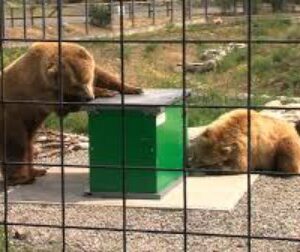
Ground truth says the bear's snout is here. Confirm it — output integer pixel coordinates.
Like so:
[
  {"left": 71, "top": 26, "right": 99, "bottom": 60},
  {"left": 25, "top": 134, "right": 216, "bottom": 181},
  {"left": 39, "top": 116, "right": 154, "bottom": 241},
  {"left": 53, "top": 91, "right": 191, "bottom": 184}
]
[
  {"left": 80, "top": 95, "right": 94, "bottom": 102},
  {"left": 64, "top": 94, "right": 93, "bottom": 103}
]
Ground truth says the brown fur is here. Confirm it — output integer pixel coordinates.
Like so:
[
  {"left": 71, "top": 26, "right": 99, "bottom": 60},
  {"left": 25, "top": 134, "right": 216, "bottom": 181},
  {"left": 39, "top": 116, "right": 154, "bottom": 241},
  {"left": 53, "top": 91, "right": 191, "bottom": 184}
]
[
  {"left": 93, "top": 65, "right": 142, "bottom": 97},
  {"left": 189, "top": 109, "right": 300, "bottom": 174},
  {"left": 0, "top": 42, "right": 142, "bottom": 186}
]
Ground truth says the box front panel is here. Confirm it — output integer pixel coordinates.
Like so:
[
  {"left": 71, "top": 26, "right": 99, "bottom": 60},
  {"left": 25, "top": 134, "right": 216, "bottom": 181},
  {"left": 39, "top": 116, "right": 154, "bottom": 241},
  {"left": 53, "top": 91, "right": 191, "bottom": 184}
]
[{"left": 88, "top": 110, "right": 157, "bottom": 193}]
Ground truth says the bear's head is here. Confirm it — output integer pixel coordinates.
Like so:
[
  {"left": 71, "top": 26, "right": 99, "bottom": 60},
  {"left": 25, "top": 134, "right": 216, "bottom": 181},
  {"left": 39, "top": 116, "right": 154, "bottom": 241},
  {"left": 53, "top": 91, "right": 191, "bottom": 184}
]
[
  {"left": 189, "top": 127, "right": 232, "bottom": 170},
  {"left": 34, "top": 43, "right": 95, "bottom": 116}
]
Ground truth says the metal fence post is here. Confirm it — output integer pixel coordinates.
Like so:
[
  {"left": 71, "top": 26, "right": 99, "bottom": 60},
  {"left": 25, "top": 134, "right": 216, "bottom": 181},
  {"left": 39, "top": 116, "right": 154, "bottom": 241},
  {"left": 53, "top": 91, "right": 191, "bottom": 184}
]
[
  {"left": 85, "top": 0, "right": 89, "bottom": 35},
  {"left": 152, "top": 0, "right": 156, "bottom": 25},
  {"left": 10, "top": 7, "right": 14, "bottom": 28},
  {"left": 188, "top": 0, "right": 192, "bottom": 20},
  {"left": 23, "top": 0, "right": 27, "bottom": 39},
  {"left": 131, "top": 0, "right": 135, "bottom": 28},
  {"left": 42, "top": 0, "right": 46, "bottom": 39},
  {"left": 30, "top": 6, "right": 34, "bottom": 27},
  {"left": 204, "top": 0, "right": 208, "bottom": 21},
  {"left": 171, "top": 0, "right": 174, "bottom": 23},
  {"left": 0, "top": 0, "right": 4, "bottom": 38}
]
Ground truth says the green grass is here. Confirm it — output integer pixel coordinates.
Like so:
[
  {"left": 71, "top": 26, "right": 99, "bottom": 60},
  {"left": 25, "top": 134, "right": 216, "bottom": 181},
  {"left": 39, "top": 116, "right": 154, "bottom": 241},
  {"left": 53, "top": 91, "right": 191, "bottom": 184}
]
[
  {"left": 188, "top": 92, "right": 272, "bottom": 127},
  {"left": 0, "top": 227, "right": 5, "bottom": 250},
  {"left": 44, "top": 112, "right": 88, "bottom": 135},
  {"left": 143, "top": 43, "right": 159, "bottom": 56},
  {"left": 252, "top": 44, "right": 300, "bottom": 96},
  {"left": 3, "top": 16, "right": 299, "bottom": 134},
  {"left": 217, "top": 47, "right": 247, "bottom": 72},
  {"left": 3, "top": 47, "right": 27, "bottom": 68},
  {"left": 252, "top": 16, "right": 292, "bottom": 39}
]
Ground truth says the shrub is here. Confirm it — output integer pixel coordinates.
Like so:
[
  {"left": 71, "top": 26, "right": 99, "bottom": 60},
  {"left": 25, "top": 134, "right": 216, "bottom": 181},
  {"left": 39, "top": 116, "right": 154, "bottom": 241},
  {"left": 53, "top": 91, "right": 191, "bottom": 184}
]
[{"left": 89, "top": 4, "right": 111, "bottom": 28}]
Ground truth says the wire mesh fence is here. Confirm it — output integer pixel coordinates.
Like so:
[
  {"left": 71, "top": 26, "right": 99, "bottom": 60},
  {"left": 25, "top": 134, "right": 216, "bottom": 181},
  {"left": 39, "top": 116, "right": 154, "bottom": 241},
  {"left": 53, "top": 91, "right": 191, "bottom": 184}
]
[{"left": 0, "top": 0, "right": 300, "bottom": 251}]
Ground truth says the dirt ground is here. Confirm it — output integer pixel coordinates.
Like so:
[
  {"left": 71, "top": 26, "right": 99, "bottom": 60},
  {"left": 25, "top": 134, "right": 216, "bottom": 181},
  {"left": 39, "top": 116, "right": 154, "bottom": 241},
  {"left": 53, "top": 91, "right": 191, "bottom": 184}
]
[{"left": 1, "top": 150, "right": 299, "bottom": 251}]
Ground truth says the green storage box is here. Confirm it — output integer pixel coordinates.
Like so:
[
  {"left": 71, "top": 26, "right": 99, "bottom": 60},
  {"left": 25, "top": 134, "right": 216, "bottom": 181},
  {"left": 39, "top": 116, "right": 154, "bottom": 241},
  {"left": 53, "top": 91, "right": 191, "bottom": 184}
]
[{"left": 87, "top": 89, "right": 188, "bottom": 199}]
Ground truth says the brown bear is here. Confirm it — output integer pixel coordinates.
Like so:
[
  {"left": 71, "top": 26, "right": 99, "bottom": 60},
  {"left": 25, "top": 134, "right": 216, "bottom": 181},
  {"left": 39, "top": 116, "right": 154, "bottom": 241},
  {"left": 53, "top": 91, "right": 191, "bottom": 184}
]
[
  {"left": 0, "top": 42, "right": 142, "bottom": 186},
  {"left": 189, "top": 109, "right": 300, "bottom": 174}
]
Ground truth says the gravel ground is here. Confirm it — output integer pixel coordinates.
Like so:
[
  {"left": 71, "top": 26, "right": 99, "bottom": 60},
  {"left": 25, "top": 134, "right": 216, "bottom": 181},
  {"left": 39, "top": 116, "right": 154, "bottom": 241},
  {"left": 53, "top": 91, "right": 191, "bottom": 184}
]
[{"left": 1, "top": 150, "right": 300, "bottom": 251}]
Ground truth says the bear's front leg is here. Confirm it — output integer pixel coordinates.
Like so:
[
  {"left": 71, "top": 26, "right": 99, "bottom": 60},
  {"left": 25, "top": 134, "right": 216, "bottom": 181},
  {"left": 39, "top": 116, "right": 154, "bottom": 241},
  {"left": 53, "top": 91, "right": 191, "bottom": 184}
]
[
  {"left": 94, "top": 65, "right": 143, "bottom": 96},
  {"left": 94, "top": 87, "right": 118, "bottom": 98},
  {"left": 230, "top": 153, "right": 248, "bottom": 173},
  {"left": 276, "top": 137, "right": 300, "bottom": 174}
]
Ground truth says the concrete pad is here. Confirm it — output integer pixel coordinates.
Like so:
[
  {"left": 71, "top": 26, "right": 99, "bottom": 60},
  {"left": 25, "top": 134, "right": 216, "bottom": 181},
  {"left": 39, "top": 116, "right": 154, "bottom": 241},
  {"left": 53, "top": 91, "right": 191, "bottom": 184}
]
[{"left": 1, "top": 167, "right": 258, "bottom": 211}]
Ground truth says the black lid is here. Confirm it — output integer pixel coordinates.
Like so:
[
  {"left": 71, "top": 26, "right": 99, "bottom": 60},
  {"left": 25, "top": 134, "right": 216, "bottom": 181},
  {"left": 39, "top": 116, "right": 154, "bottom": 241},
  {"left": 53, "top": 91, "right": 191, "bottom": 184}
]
[{"left": 85, "top": 88, "right": 191, "bottom": 114}]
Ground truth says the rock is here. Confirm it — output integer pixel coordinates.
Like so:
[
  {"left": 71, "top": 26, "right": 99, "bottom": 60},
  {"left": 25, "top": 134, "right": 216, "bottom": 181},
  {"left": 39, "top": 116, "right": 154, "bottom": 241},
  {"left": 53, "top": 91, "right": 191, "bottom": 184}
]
[
  {"left": 284, "top": 103, "right": 300, "bottom": 108},
  {"left": 73, "top": 142, "right": 89, "bottom": 151},
  {"left": 261, "top": 100, "right": 300, "bottom": 124},
  {"left": 264, "top": 100, "right": 282, "bottom": 107},
  {"left": 202, "top": 49, "right": 221, "bottom": 60},
  {"left": 13, "top": 230, "right": 27, "bottom": 240},
  {"left": 185, "top": 43, "right": 246, "bottom": 74},
  {"left": 78, "top": 136, "right": 89, "bottom": 142},
  {"left": 278, "top": 96, "right": 288, "bottom": 102},
  {"left": 261, "top": 94, "right": 271, "bottom": 99},
  {"left": 179, "top": 60, "right": 217, "bottom": 73},
  {"left": 36, "top": 136, "right": 47, "bottom": 142}
]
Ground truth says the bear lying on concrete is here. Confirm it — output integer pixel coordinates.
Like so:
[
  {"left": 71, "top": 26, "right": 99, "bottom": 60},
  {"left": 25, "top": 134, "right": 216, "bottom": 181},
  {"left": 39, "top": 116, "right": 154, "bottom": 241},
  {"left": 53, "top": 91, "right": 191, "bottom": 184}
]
[
  {"left": 189, "top": 109, "right": 300, "bottom": 174},
  {"left": 0, "top": 42, "right": 142, "bottom": 185}
]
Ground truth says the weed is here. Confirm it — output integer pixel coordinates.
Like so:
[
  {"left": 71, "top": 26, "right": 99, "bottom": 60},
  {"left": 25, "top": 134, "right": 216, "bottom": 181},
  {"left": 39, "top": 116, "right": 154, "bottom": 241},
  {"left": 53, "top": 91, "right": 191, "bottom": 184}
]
[
  {"left": 144, "top": 43, "right": 158, "bottom": 55},
  {"left": 44, "top": 112, "right": 88, "bottom": 135}
]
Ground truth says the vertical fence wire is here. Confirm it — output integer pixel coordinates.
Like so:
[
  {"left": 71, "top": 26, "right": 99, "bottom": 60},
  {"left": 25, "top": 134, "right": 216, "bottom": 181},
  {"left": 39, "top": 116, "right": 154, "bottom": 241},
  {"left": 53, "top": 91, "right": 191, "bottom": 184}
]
[
  {"left": 204, "top": 0, "right": 208, "bottom": 21},
  {"left": 1, "top": 1, "right": 4, "bottom": 35},
  {"left": 131, "top": 0, "right": 135, "bottom": 28},
  {"left": 56, "top": 0, "right": 66, "bottom": 250},
  {"left": 0, "top": 0, "right": 9, "bottom": 250},
  {"left": 181, "top": 0, "right": 188, "bottom": 250},
  {"left": 152, "top": 0, "right": 156, "bottom": 25},
  {"left": 246, "top": 0, "right": 252, "bottom": 250},
  {"left": 22, "top": 0, "right": 27, "bottom": 39},
  {"left": 85, "top": 0, "right": 89, "bottom": 35},
  {"left": 42, "top": 0, "right": 46, "bottom": 39},
  {"left": 119, "top": 0, "right": 127, "bottom": 250}
]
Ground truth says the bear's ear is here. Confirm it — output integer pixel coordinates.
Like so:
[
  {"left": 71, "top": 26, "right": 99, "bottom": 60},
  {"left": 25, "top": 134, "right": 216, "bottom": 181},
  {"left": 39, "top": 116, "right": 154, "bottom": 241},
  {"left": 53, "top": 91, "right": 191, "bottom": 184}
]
[
  {"left": 220, "top": 146, "right": 232, "bottom": 155},
  {"left": 200, "top": 130, "right": 214, "bottom": 145},
  {"left": 202, "top": 128, "right": 213, "bottom": 139},
  {"left": 78, "top": 48, "right": 91, "bottom": 60},
  {"left": 47, "top": 61, "right": 67, "bottom": 79}
]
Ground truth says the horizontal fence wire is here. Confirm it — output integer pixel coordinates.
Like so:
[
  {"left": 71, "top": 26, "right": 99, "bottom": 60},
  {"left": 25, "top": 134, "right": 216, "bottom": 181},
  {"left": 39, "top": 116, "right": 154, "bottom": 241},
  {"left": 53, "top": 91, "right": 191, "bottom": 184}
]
[
  {"left": 0, "top": 221, "right": 299, "bottom": 243},
  {"left": 1, "top": 161, "right": 300, "bottom": 176},
  {"left": 1, "top": 100, "right": 300, "bottom": 110},
  {"left": 2, "top": 38, "right": 300, "bottom": 44}
]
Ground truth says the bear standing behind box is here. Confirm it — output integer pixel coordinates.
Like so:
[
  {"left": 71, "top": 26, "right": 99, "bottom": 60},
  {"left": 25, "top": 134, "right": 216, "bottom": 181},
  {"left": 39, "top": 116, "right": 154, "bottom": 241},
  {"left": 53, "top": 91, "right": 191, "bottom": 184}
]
[{"left": 0, "top": 42, "right": 142, "bottom": 186}]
